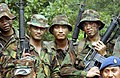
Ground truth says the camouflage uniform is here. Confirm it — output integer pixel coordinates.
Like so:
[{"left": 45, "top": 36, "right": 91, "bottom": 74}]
[
  {"left": 14, "top": 14, "right": 51, "bottom": 78},
  {"left": 113, "top": 35, "right": 120, "bottom": 57},
  {"left": 48, "top": 15, "right": 87, "bottom": 78},
  {"left": 0, "top": 3, "right": 19, "bottom": 78}
]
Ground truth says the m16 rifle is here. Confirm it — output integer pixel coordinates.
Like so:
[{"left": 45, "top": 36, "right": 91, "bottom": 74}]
[
  {"left": 14, "top": 0, "right": 35, "bottom": 77},
  {"left": 84, "top": 14, "right": 120, "bottom": 71},
  {"left": 19, "top": 0, "right": 29, "bottom": 58},
  {"left": 68, "top": 0, "right": 86, "bottom": 64}
]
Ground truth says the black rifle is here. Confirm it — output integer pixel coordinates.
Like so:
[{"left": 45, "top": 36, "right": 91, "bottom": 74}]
[
  {"left": 84, "top": 15, "right": 120, "bottom": 71},
  {"left": 72, "top": 0, "right": 86, "bottom": 42},
  {"left": 19, "top": 0, "right": 29, "bottom": 58},
  {"left": 68, "top": 0, "right": 86, "bottom": 65}
]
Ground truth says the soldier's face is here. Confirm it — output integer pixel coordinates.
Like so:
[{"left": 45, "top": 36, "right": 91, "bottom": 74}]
[
  {"left": 52, "top": 25, "right": 69, "bottom": 40},
  {"left": 29, "top": 25, "right": 46, "bottom": 40},
  {"left": 83, "top": 21, "right": 99, "bottom": 38},
  {"left": 0, "top": 16, "right": 12, "bottom": 32},
  {"left": 101, "top": 66, "right": 120, "bottom": 78}
]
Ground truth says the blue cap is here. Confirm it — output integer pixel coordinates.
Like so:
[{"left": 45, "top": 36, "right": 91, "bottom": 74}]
[{"left": 100, "top": 56, "right": 120, "bottom": 71}]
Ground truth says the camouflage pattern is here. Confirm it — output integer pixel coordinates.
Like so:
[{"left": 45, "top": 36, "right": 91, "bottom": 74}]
[
  {"left": 0, "top": 28, "right": 19, "bottom": 47},
  {"left": 29, "top": 42, "right": 51, "bottom": 78},
  {"left": 49, "top": 15, "right": 72, "bottom": 34},
  {"left": 113, "top": 35, "right": 120, "bottom": 57},
  {"left": 27, "top": 14, "right": 49, "bottom": 28},
  {"left": 77, "top": 9, "right": 105, "bottom": 30},
  {"left": 14, "top": 56, "right": 36, "bottom": 78},
  {"left": 77, "top": 38, "right": 114, "bottom": 64},
  {"left": 16, "top": 41, "right": 51, "bottom": 78},
  {"left": 47, "top": 40, "right": 87, "bottom": 78},
  {"left": 0, "top": 3, "right": 16, "bottom": 19},
  {"left": 0, "top": 28, "right": 19, "bottom": 78}
]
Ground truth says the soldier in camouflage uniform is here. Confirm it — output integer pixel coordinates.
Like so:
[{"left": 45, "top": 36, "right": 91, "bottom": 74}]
[
  {"left": 77, "top": 9, "right": 111, "bottom": 64},
  {"left": 0, "top": 3, "right": 18, "bottom": 47},
  {"left": 0, "top": 3, "right": 19, "bottom": 78},
  {"left": 14, "top": 14, "right": 51, "bottom": 78},
  {"left": 113, "top": 35, "right": 120, "bottom": 57},
  {"left": 48, "top": 15, "right": 86, "bottom": 78}
]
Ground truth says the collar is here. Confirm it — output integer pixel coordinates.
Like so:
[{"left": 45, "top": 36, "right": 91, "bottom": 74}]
[{"left": 50, "top": 39, "right": 70, "bottom": 51}]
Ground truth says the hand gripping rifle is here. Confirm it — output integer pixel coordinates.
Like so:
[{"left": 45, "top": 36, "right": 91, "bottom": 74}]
[
  {"left": 84, "top": 14, "right": 120, "bottom": 71},
  {"left": 68, "top": 0, "right": 86, "bottom": 64}
]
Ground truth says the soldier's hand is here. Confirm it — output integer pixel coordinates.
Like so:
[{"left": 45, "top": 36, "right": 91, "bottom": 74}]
[
  {"left": 87, "top": 66, "right": 100, "bottom": 78},
  {"left": 22, "top": 49, "right": 31, "bottom": 57},
  {"left": 92, "top": 41, "right": 107, "bottom": 56}
]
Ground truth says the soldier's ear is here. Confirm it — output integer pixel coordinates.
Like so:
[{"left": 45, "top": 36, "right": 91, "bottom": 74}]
[
  {"left": 46, "top": 28, "right": 49, "bottom": 32},
  {"left": 97, "top": 22, "right": 102, "bottom": 28},
  {"left": 27, "top": 26, "right": 31, "bottom": 36}
]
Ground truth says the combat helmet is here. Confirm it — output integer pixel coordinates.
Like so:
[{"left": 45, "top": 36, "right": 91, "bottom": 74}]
[
  {"left": 27, "top": 14, "right": 49, "bottom": 28},
  {"left": 0, "top": 3, "right": 15, "bottom": 20},
  {"left": 77, "top": 9, "right": 105, "bottom": 30},
  {"left": 49, "top": 15, "right": 72, "bottom": 34}
]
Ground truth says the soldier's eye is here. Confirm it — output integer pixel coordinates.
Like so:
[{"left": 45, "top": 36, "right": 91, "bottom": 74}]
[
  {"left": 103, "top": 69, "right": 109, "bottom": 73},
  {"left": 54, "top": 26, "right": 59, "bottom": 29},
  {"left": 62, "top": 26, "right": 67, "bottom": 29},
  {"left": 112, "top": 68, "right": 117, "bottom": 73}
]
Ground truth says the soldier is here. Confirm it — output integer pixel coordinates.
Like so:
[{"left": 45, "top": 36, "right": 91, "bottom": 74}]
[
  {"left": 0, "top": 3, "right": 19, "bottom": 78},
  {"left": 77, "top": 9, "right": 110, "bottom": 65},
  {"left": 27, "top": 14, "right": 50, "bottom": 78},
  {"left": 48, "top": 15, "right": 86, "bottom": 78},
  {"left": 87, "top": 56, "right": 120, "bottom": 78},
  {"left": 0, "top": 3, "right": 18, "bottom": 47},
  {"left": 113, "top": 35, "right": 120, "bottom": 57},
  {"left": 14, "top": 14, "right": 51, "bottom": 78}
]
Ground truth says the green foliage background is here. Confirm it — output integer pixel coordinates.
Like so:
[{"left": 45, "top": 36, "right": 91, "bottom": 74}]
[{"left": 0, "top": 0, "right": 120, "bottom": 41}]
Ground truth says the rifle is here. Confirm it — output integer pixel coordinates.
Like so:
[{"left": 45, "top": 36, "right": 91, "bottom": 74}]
[
  {"left": 19, "top": 0, "right": 29, "bottom": 58},
  {"left": 72, "top": 0, "right": 86, "bottom": 42},
  {"left": 68, "top": 0, "right": 86, "bottom": 65},
  {"left": 14, "top": 0, "right": 34, "bottom": 77},
  {"left": 84, "top": 14, "right": 120, "bottom": 71}
]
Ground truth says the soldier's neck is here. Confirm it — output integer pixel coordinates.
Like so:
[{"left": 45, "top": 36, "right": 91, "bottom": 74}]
[
  {"left": 2, "top": 28, "right": 14, "bottom": 36},
  {"left": 30, "top": 38, "right": 42, "bottom": 49},
  {"left": 55, "top": 38, "right": 68, "bottom": 50},
  {"left": 88, "top": 33, "right": 101, "bottom": 43}
]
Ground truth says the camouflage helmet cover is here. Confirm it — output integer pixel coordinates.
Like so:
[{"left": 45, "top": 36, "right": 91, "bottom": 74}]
[
  {"left": 49, "top": 15, "right": 72, "bottom": 34},
  {"left": 27, "top": 14, "right": 49, "bottom": 28},
  {"left": 77, "top": 9, "right": 105, "bottom": 30},
  {"left": 0, "top": 3, "right": 15, "bottom": 20}
]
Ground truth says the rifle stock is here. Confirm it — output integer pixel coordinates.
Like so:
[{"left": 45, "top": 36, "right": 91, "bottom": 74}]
[{"left": 84, "top": 15, "right": 120, "bottom": 71}]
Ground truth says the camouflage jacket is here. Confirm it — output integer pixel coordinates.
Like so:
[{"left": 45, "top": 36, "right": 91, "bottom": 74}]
[
  {"left": 0, "top": 28, "right": 19, "bottom": 48},
  {"left": 77, "top": 37, "right": 114, "bottom": 60},
  {"left": 47, "top": 40, "right": 87, "bottom": 78},
  {"left": 0, "top": 28, "right": 19, "bottom": 78},
  {"left": 28, "top": 41, "right": 51, "bottom": 78},
  {"left": 113, "top": 35, "right": 120, "bottom": 57}
]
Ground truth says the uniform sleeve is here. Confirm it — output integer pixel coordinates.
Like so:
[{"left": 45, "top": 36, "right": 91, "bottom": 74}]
[{"left": 113, "top": 36, "right": 120, "bottom": 57}]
